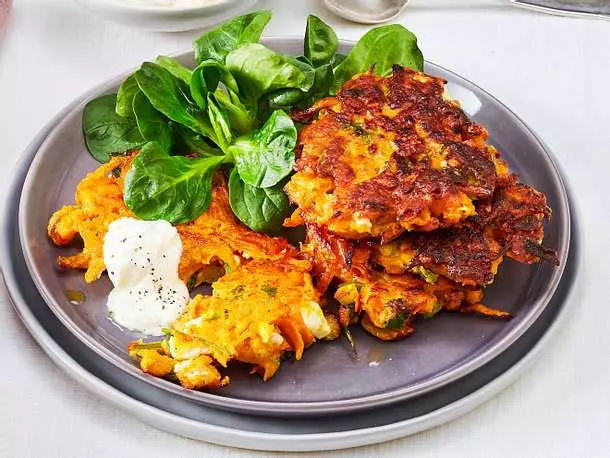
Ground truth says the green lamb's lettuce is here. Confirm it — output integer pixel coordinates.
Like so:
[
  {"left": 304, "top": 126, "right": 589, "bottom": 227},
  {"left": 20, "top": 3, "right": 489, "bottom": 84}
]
[
  {"left": 82, "top": 94, "right": 145, "bottom": 163},
  {"left": 213, "top": 88, "right": 254, "bottom": 135},
  {"left": 226, "top": 43, "right": 315, "bottom": 109},
  {"left": 171, "top": 124, "right": 223, "bottom": 158},
  {"left": 331, "top": 24, "right": 424, "bottom": 94},
  {"left": 194, "top": 10, "right": 272, "bottom": 64},
  {"left": 228, "top": 168, "right": 289, "bottom": 233},
  {"left": 155, "top": 55, "right": 192, "bottom": 85},
  {"left": 115, "top": 74, "right": 140, "bottom": 118},
  {"left": 132, "top": 91, "right": 172, "bottom": 153},
  {"left": 189, "top": 60, "right": 256, "bottom": 134},
  {"left": 81, "top": 10, "right": 425, "bottom": 233},
  {"left": 206, "top": 94, "right": 233, "bottom": 152},
  {"left": 134, "top": 62, "right": 218, "bottom": 143},
  {"left": 229, "top": 109, "right": 296, "bottom": 188},
  {"left": 304, "top": 15, "right": 339, "bottom": 67},
  {"left": 124, "top": 142, "right": 223, "bottom": 224}
]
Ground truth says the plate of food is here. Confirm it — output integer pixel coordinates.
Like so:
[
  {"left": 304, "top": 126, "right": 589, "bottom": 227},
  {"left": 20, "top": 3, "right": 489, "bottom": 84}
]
[{"left": 18, "top": 11, "right": 570, "bottom": 416}]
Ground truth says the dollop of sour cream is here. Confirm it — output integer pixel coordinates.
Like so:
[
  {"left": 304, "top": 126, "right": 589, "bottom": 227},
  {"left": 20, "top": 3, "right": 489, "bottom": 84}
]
[{"left": 103, "top": 217, "right": 189, "bottom": 335}]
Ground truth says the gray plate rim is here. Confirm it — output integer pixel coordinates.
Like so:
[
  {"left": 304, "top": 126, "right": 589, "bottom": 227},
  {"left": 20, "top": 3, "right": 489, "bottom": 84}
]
[
  {"left": 1, "top": 109, "right": 581, "bottom": 451},
  {"left": 17, "top": 38, "right": 571, "bottom": 415}
]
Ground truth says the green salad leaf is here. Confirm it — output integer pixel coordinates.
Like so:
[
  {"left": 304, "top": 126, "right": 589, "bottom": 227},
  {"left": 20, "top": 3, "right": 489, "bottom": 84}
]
[
  {"left": 331, "top": 24, "right": 424, "bottom": 94},
  {"left": 83, "top": 94, "right": 145, "bottom": 163},
  {"left": 228, "top": 168, "right": 289, "bottom": 232},
  {"left": 194, "top": 10, "right": 272, "bottom": 64},
  {"left": 115, "top": 74, "right": 140, "bottom": 118},
  {"left": 206, "top": 94, "right": 233, "bottom": 151},
  {"left": 172, "top": 124, "right": 223, "bottom": 158},
  {"left": 190, "top": 59, "right": 255, "bottom": 134},
  {"left": 124, "top": 142, "right": 223, "bottom": 224},
  {"left": 304, "top": 15, "right": 339, "bottom": 67},
  {"left": 190, "top": 60, "right": 239, "bottom": 107},
  {"left": 134, "top": 62, "right": 217, "bottom": 143},
  {"left": 229, "top": 110, "right": 296, "bottom": 188},
  {"left": 213, "top": 88, "right": 255, "bottom": 135},
  {"left": 331, "top": 53, "right": 347, "bottom": 68},
  {"left": 132, "top": 91, "right": 172, "bottom": 153},
  {"left": 155, "top": 55, "right": 193, "bottom": 85},
  {"left": 265, "top": 88, "right": 307, "bottom": 108},
  {"left": 226, "top": 43, "right": 315, "bottom": 109}
]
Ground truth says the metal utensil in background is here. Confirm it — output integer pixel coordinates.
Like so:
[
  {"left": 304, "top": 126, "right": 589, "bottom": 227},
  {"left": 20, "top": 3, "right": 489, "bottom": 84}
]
[
  {"left": 323, "top": 0, "right": 411, "bottom": 24},
  {"left": 511, "top": 0, "right": 610, "bottom": 20},
  {"left": 324, "top": 0, "right": 610, "bottom": 23}
]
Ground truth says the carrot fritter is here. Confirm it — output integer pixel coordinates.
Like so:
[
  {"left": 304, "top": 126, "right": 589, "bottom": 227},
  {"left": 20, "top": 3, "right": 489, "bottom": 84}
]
[
  {"left": 301, "top": 224, "right": 501, "bottom": 341},
  {"left": 176, "top": 173, "right": 297, "bottom": 288},
  {"left": 286, "top": 65, "right": 509, "bottom": 242},
  {"left": 48, "top": 154, "right": 296, "bottom": 285},
  {"left": 373, "top": 175, "right": 558, "bottom": 287},
  {"left": 48, "top": 155, "right": 136, "bottom": 282},
  {"left": 130, "top": 258, "right": 323, "bottom": 388}
]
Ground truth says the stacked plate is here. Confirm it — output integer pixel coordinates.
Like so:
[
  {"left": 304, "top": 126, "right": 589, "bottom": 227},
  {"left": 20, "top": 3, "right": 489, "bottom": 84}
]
[{"left": 1, "top": 38, "right": 580, "bottom": 451}]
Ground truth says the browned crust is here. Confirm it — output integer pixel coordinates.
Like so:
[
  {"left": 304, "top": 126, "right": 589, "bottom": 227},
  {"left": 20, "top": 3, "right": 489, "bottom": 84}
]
[{"left": 288, "top": 66, "right": 506, "bottom": 241}]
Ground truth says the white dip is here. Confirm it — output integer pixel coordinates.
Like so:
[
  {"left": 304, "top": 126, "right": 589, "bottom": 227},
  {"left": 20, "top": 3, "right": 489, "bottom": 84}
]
[{"left": 103, "top": 217, "right": 189, "bottom": 335}]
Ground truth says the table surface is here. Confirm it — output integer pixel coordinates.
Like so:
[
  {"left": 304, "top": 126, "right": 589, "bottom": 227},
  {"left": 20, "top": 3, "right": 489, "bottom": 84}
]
[{"left": 1, "top": 0, "right": 608, "bottom": 456}]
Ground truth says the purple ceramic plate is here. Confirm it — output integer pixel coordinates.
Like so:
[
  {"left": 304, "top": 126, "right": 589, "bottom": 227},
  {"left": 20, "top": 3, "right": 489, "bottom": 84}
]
[
  {"left": 18, "top": 38, "right": 571, "bottom": 416},
  {"left": 1, "top": 120, "right": 580, "bottom": 449}
]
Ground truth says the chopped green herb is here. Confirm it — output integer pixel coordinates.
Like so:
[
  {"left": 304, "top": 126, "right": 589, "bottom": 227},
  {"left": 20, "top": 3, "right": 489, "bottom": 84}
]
[
  {"left": 261, "top": 284, "right": 277, "bottom": 297},
  {"left": 412, "top": 266, "right": 439, "bottom": 284},
  {"left": 232, "top": 285, "right": 245, "bottom": 297},
  {"left": 385, "top": 313, "right": 406, "bottom": 330}
]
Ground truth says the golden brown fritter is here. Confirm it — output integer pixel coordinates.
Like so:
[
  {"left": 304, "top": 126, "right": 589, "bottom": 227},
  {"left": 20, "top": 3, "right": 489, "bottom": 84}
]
[
  {"left": 301, "top": 224, "right": 502, "bottom": 341},
  {"left": 48, "top": 153, "right": 297, "bottom": 286},
  {"left": 373, "top": 175, "right": 558, "bottom": 287},
  {"left": 48, "top": 155, "right": 136, "bottom": 282},
  {"left": 476, "top": 174, "right": 558, "bottom": 265},
  {"left": 176, "top": 173, "right": 298, "bottom": 288},
  {"left": 130, "top": 257, "right": 322, "bottom": 388},
  {"left": 286, "top": 66, "right": 509, "bottom": 242}
]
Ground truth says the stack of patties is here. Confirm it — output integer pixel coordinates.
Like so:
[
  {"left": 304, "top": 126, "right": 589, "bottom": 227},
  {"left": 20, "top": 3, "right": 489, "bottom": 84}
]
[{"left": 285, "top": 65, "right": 558, "bottom": 340}]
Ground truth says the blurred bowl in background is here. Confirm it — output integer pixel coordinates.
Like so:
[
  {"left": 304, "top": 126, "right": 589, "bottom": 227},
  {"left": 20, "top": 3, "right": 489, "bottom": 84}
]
[
  {"left": 76, "top": 0, "right": 258, "bottom": 32},
  {"left": 0, "top": 0, "right": 12, "bottom": 31}
]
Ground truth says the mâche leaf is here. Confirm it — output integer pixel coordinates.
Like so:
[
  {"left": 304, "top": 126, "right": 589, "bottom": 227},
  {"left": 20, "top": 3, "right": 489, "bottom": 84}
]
[
  {"left": 229, "top": 110, "right": 296, "bottom": 188},
  {"left": 194, "top": 10, "right": 272, "bottom": 63},
  {"left": 115, "top": 74, "right": 140, "bottom": 118},
  {"left": 134, "top": 62, "right": 217, "bottom": 143},
  {"left": 83, "top": 94, "right": 145, "bottom": 163},
  {"left": 226, "top": 43, "right": 315, "bottom": 109},
  {"left": 331, "top": 24, "right": 424, "bottom": 94},
  {"left": 132, "top": 91, "right": 172, "bottom": 153},
  {"left": 206, "top": 94, "right": 233, "bottom": 151},
  {"left": 124, "top": 142, "right": 223, "bottom": 224},
  {"left": 155, "top": 55, "right": 193, "bottom": 85},
  {"left": 228, "top": 168, "right": 289, "bottom": 232},
  {"left": 304, "top": 15, "right": 339, "bottom": 67}
]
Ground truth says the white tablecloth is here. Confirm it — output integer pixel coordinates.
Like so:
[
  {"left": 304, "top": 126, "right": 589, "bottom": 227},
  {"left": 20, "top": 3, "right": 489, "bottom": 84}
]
[{"left": 1, "top": 0, "right": 608, "bottom": 456}]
